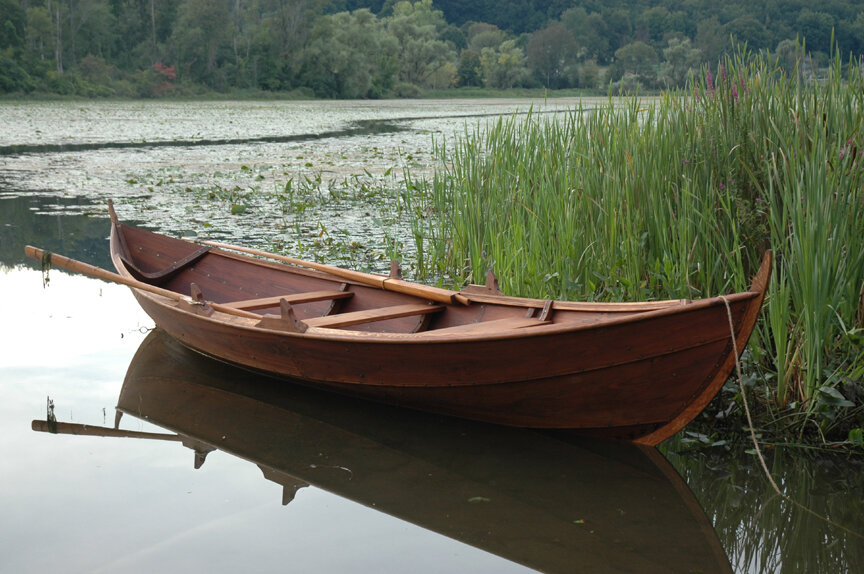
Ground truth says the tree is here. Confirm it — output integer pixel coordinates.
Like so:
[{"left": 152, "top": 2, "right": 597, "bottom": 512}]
[
  {"left": 659, "top": 37, "right": 702, "bottom": 87},
  {"left": 387, "top": 0, "right": 454, "bottom": 88},
  {"left": 457, "top": 48, "right": 482, "bottom": 86},
  {"left": 527, "top": 23, "right": 578, "bottom": 89},
  {"left": 637, "top": 6, "right": 670, "bottom": 44},
  {"left": 796, "top": 10, "right": 835, "bottom": 54},
  {"left": 602, "top": 7, "right": 632, "bottom": 57},
  {"left": 724, "top": 16, "right": 771, "bottom": 51},
  {"left": 300, "top": 9, "right": 398, "bottom": 98},
  {"left": 610, "top": 40, "right": 658, "bottom": 87},
  {"left": 70, "top": 0, "right": 116, "bottom": 64},
  {"left": 846, "top": 11, "right": 864, "bottom": 55},
  {"left": 480, "top": 38, "right": 529, "bottom": 89},
  {"left": 577, "top": 58, "right": 600, "bottom": 89},
  {"left": 694, "top": 17, "right": 727, "bottom": 64},
  {"left": 0, "top": 0, "right": 31, "bottom": 92},
  {"left": 561, "top": 8, "right": 610, "bottom": 64},
  {"left": 25, "top": 5, "right": 53, "bottom": 63},
  {"left": 466, "top": 22, "right": 506, "bottom": 52},
  {"left": 775, "top": 38, "right": 801, "bottom": 76},
  {"left": 170, "top": 0, "right": 231, "bottom": 88},
  {"left": 0, "top": 0, "right": 26, "bottom": 52}
]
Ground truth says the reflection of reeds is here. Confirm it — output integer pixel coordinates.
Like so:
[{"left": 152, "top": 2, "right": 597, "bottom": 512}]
[
  {"left": 406, "top": 49, "right": 864, "bottom": 428},
  {"left": 664, "top": 439, "right": 864, "bottom": 573}
]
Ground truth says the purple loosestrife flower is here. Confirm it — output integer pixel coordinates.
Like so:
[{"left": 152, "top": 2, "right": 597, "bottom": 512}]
[
  {"left": 840, "top": 138, "right": 855, "bottom": 160},
  {"left": 706, "top": 68, "right": 714, "bottom": 96}
]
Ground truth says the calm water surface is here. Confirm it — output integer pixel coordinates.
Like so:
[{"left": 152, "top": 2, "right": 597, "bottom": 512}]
[{"left": 1, "top": 100, "right": 862, "bottom": 573}]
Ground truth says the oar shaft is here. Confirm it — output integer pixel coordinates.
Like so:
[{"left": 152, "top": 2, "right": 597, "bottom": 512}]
[
  {"left": 32, "top": 420, "right": 181, "bottom": 441},
  {"left": 202, "top": 240, "right": 385, "bottom": 286},
  {"left": 24, "top": 246, "right": 260, "bottom": 320}
]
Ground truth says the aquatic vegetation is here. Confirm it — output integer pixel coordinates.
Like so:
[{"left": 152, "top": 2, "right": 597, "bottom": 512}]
[
  {"left": 406, "top": 49, "right": 864, "bottom": 436},
  {"left": 664, "top": 437, "right": 864, "bottom": 573}
]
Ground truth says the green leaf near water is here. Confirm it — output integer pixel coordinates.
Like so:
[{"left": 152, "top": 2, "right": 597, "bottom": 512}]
[
  {"left": 817, "top": 386, "right": 854, "bottom": 408},
  {"left": 230, "top": 204, "right": 246, "bottom": 215}
]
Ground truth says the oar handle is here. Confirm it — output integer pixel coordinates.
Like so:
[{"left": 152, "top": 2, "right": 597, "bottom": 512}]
[
  {"left": 25, "top": 245, "right": 172, "bottom": 294},
  {"left": 24, "top": 245, "right": 260, "bottom": 319}
]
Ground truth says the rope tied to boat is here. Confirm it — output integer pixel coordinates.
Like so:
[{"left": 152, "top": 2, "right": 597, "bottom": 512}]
[
  {"left": 720, "top": 295, "right": 864, "bottom": 541},
  {"left": 719, "top": 295, "right": 781, "bottom": 496}
]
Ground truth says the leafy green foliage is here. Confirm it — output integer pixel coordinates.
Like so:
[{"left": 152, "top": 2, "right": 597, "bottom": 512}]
[
  {"left": 4, "top": 0, "right": 864, "bottom": 96},
  {"left": 300, "top": 9, "right": 399, "bottom": 98}
]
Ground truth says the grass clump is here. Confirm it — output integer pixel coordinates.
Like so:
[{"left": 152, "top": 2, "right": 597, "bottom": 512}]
[{"left": 405, "top": 47, "right": 864, "bottom": 440}]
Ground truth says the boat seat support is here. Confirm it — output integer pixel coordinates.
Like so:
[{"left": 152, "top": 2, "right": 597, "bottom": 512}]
[
  {"left": 255, "top": 299, "right": 309, "bottom": 333},
  {"left": 460, "top": 268, "right": 505, "bottom": 296},
  {"left": 177, "top": 282, "right": 214, "bottom": 316},
  {"left": 538, "top": 299, "right": 554, "bottom": 322},
  {"left": 389, "top": 260, "right": 403, "bottom": 280}
]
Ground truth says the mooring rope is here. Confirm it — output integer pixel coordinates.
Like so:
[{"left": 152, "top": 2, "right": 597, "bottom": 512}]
[
  {"left": 719, "top": 295, "right": 782, "bottom": 495},
  {"left": 719, "top": 295, "right": 864, "bottom": 541}
]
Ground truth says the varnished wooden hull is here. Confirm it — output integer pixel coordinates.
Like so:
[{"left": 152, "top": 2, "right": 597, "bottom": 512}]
[{"left": 109, "top": 211, "right": 770, "bottom": 445}]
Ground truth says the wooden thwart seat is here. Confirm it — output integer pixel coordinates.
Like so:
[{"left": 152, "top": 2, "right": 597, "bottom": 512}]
[
  {"left": 256, "top": 302, "right": 444, "bottom": 333},
  {"left": 224, "top": 289, "right": 354, "bottom": 311},
  {"left": 424, "top": 317, "right": 551, "bottom": 336},
  {"left": 305, "top": 303, "right": 443, "bottom": 329}
]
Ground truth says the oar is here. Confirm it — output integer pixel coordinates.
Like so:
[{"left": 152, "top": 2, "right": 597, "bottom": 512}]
[
  {"left": 24, "top": 245, "right": 261, "bottom": 320},
  {"left": 32, "top": 420, "right": 181, "bottom": 441},
  {"left": 200, "top": 240, "right": 467, "bottom": 305}
]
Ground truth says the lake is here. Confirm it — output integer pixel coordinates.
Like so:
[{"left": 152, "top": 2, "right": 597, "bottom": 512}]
[{"left": 1, "top": 99, "right": 862, "bottom": 573}]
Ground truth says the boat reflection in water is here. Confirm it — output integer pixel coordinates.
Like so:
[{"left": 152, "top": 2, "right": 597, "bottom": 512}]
[{"left": 34, "top": 329, "right": 732, "bottom": 573}]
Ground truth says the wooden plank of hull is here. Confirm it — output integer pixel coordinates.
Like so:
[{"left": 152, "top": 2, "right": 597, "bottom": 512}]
[{"left": 307, "top": 338, "right": 734, "bottom": 436}]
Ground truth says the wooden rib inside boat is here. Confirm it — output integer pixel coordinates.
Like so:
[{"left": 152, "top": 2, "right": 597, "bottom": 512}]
[{"left": 25, "top": 200, "right": 771, "bottom": 445}]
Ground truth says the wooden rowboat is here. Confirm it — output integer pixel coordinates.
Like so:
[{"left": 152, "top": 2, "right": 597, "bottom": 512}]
[{"left": 26, "top": 201, "right": 771, "bottom": 445}]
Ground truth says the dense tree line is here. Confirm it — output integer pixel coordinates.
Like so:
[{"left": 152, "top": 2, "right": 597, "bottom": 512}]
[{"left": 2, "top": 0, "right": 864, "bottom": 97}]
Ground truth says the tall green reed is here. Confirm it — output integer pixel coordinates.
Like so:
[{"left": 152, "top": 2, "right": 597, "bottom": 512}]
[{"left": 406, "top": 48, "right": 864, "bottom": 423}]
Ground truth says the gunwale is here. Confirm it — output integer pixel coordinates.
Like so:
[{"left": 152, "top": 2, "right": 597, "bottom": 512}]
[{"left": 122, "top": 274, "right": 756, "bottom": 343}]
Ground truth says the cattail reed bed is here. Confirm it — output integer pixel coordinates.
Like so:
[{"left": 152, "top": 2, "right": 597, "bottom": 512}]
[{"left": 405, "top": 50, "right": 864, "bottom": 443}]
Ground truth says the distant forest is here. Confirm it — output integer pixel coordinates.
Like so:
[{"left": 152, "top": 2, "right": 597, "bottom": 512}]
[{"left": 2, "top": 0, "right": 864, "bottom": 97}]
